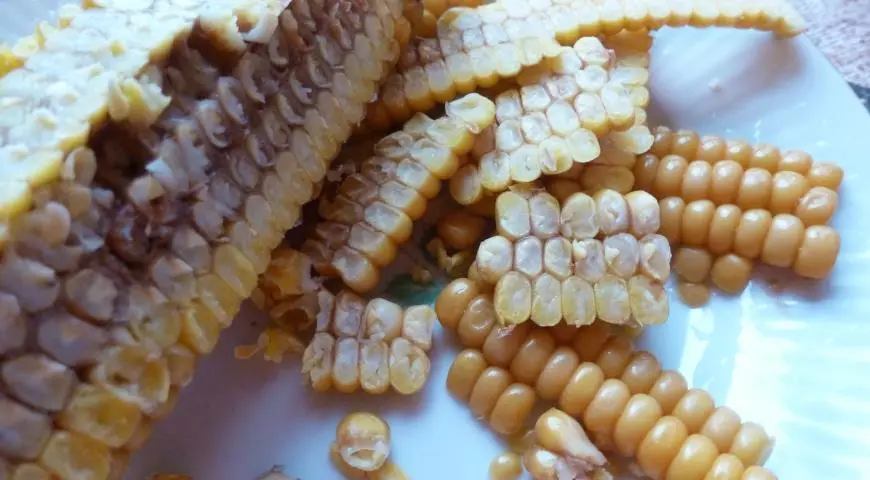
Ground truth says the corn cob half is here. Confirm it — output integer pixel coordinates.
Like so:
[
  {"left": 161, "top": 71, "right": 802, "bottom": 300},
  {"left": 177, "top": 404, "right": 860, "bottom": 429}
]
[{"left": 0, "top": 0, "right": 401, "bottom": 477}]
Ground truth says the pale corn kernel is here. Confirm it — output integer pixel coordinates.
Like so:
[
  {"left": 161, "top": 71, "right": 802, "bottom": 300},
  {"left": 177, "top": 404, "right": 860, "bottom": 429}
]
[
  {"left": 360, "top": 340, "right": 391, "bottom": 395},
  {"left": 496, "top": 191, "right": 532, "bottom": 240},
  {"left": 334, "top": 412, "right": 391, "bottom": 472},
  {"left": 365, "top": 299, "right": 404, "bottom": 341},
  {"left": 638, "top": 234, "right": 671, "bottom": 282},
  {"left": 333, "top": 246, "right": 381, "bottom": 294},
  {"left": 302, "top": 333, "right": 335, "bottom": 393},
  {"left": 480, "top": 151, "right": 512, "bottom": 193},
  {"left": 509, "top": 145, "right": 543, "bottom": 183},
  {"left": 594, "top": 274, "right": 631, "bottom": 325},
  {"left": 59, "top": 384, "right": 142, "bottom": 449},
  {"left": 603, "top": 233, "right": 640, "bottom": 279},
  {"left": 573, "top": 239, "right": 607, "bottom": 283},
  {"left": 514, "top": 236, "right": 544, "bottom": 278},
  {"left": 574, "top": 93, "right": 609, "bottom": 136},
  {"left": 561, "top": 276, "right": 596, "bottom": 326},
  {"left": 594, "top": 189, "right": 630, "bottom": 235},
  {"left": 611, "top": 125, "right": 654, "bottom": 154},
  {"left": 389, "top": 337, "right": 431, "bottom": 394},
  {"left": 528, "top": 191, "right": 562, "bottom": 238},
  {"left": 539, "top": 136, "right": 574, "bottom": 175},
  {"left": 629, "top": 275, "right": 669, "bottom": 325},
  {"left": 625, "top": 191, "right": 660, "bottom": 237},
  {"left": 532, "top": 273, "right": 562, "bottom": 327},
  {"left": 477, "top": 235, "right": 515, "bottom": 284},
  {"left": 446, "top": 92, "right": 498, "bottom": 135},
  {"left": 535, "top": 408, "right": 607, "bottom": 465},
  {"left": 561, "top": 193, "right": 599, "bottom": 240},
  {"left": 543, "top": 236, "right": 574, "bottom": 280},
  {"left": 495, "top": 271, "right": 533, "bottom": 325},
  {"left": 402, "top": 305, "right": 437, "bottom": 351},
  {"left": 40, "top": 431, "right": 111, "bottom": 480},
  {"left": 450, "top": 163, "right": 484, "bottom": 205},
  {"left": 333, "top": 338, "right": 361, "bottom": 393},
  {"left": 566, "top": 128, "right": 601, "bottom": 164}
]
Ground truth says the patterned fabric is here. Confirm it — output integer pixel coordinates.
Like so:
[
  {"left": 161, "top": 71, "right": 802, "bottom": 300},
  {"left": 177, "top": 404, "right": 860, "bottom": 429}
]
[{"left": 790, "top": 0, "right": 870, "bottom": 109}]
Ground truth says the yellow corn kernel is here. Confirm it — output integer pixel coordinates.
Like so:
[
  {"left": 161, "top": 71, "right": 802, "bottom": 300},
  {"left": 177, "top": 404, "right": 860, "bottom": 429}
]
[{"left": 334, "top": 412, "right": 391, "bottom": 472}]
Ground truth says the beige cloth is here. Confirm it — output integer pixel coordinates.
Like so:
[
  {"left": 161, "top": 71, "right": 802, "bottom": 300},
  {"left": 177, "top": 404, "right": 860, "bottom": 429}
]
[{"left": 791, "top": 0, "right": 870, "bottom": 88}]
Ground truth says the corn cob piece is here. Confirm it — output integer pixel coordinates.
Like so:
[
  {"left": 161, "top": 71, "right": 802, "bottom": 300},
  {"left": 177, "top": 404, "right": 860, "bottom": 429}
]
[
  {"left": 635, "top": 152, "right": 840, "bottom": 227},
  {"left": 301, "top": 290, "right": 437, "bottom": 394},
  {"left": 658, "top": 197, "right": 840, "bottom": 279},
  {"left": 650, "top": 127, "right": 843, "bottom": 190},
  {"left": 0, "top": 0, "right": 402, "bottom": 477},
  {"left": 466, "top": 186, "right": 670, "bottom": 326},
  {"left": 523, "top": 408, "right": 609, "bottom": 480},
  {"left": 449, "top": 36, "right": 653, "bottom": 203},
  {"left": 442, "top": 322, "right": 777, "bottom": 474},
  {"left": 300, "top": 93, "right": 497, "bottom": 293}
]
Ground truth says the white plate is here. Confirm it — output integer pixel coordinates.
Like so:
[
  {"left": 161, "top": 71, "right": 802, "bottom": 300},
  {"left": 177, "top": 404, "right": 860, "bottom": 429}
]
[{"left": 3, "top": 5, "right": 870, "bottom": 479}]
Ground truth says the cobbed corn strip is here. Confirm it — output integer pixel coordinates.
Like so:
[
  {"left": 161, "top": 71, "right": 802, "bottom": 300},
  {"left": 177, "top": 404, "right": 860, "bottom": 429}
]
[
  {"left": 443, "top": 322, "right": 777, "bottom": 476},
  {"left": 449, "top": 36, "right": 653, "bottom": 205},
  {"left": 635, "top": 152, "right": 840, "bottom": 226},
  {"left": 299, "top": 93, "right": 497, "bottom": 293},
  {"left": 649, "top": 126, "right": 844, "bottom": 190},
  {"left": 301, "top": 291, "right": 437, "bottom": 394},
  {"left": 0, "top": 0, "right": 290, "bottom": 222},
  {"left": 0, "top": 0, "right": 401, "bottom": 477},
  {"left": 465, "top": 186, "right": 670, "bottom": 326},
  {"left": 363, "top": 0, "right": 805, "bottom": 132},
  {"left": 658, "top": 196, "right": 840, "bottom": 279}
]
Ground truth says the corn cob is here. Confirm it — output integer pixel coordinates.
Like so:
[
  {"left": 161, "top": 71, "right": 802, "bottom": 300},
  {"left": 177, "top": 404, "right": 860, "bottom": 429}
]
[
  {"left": 650, "top": 127, "right": 844, "bottom": 189},
  {"left": 0, "top": 0, "right": 402, "bottom": 477},
  {"left": 299, "top": 93, "right": 496, "bottom": 293},
  {"left": 658, "top": 197, "right": 840, "bottom": 279},
  {"left": 449, "top": 35, "right": 653, "bottom": 204},
  {"left": 522, "top": 408, "right": 609, "bottom": 479},
  {"left": 635, "top": 153, "right": 840, "bottom": 227},
  {"left": 443, "top": 323, "right": 777, "bottom": 475},
  {"left": 300, "top": 290, "right": 436, "bottom": 394},
  {"left": 465, "top": 186, "right": 670, "bottom": 326}
]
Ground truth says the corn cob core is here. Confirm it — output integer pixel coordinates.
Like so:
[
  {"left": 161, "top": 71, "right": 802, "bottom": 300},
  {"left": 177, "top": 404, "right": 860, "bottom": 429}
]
[
  {"left": 444, "top": 321, "right": 777, "bottom": 477},
  {"left": 635, "top": 152, "right": 840, "bottom": 227},
  {"left": 468, "top": 186, "right": 669, "bottom": 327},
  {"left": 657, "top": 197, "right": 840, "bottom": 279},
  {"left": 299, "top": 93, "right": 497, "bottom": 293},
  {"left": 301, "top": 291, "right": 437, "bottom": 395},
  {"left": 0, "top": 0, "right": 402, "bottom": 477}
]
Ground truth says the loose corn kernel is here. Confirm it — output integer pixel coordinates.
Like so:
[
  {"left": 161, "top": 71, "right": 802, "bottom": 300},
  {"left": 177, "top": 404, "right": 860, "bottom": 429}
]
[
  {"left": 489, "top": 451, "right": 523, "bottom": 480},
  {"left": 333, "top": 412, "right": 391, "bottom": 472}
]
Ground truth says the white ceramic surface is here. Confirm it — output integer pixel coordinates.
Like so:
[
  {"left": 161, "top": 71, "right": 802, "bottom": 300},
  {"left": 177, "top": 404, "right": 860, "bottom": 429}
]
[{"left": 3, "top": 4, "right": 870, "bottom": 479}]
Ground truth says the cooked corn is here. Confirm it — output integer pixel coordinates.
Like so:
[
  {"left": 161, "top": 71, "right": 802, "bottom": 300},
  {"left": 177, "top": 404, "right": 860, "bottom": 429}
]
[
  {"left": 437, "top": 210, "right": 488, "bottom": 250},
  {"left": 0, "top": 0, "right": 402, "bottom": 476},
  {"left": 651, "top": 127, "right": 842, "bottom": 189},
  {"left": 447, "top": 349, "right": 537, "bottom": 435},
  {"left": 301, "top": 94, "right": 496, "bottom": 293},
  {"left": 677, "top": 282, "right": 711, "bottom": 308},
  {"left": 659, "top": 197, "right": 840, "bottom": 279},
  {"left": 635, "top": 151, "right": 840, "bottom": 225},
  {"left": 444, "top": 324, "right": 777, "bottom": 476},
  {"left": 299, "top": 292, "right": 436, "bottom": 394},
  {"left": 709, "top": 253, "right": 753, "bottom": 296}
]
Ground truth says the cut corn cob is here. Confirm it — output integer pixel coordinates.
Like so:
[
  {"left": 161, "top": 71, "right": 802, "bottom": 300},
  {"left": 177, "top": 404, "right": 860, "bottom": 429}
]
[
  {"left": 0, "top": 0, "right": 401, "bottom": 477},
  {"left": 467, "top": 187, "right": 669, "bottom": 326},
  {"left": 658, "top": 197, "right": 840, "bottom": 279},
  {"left": 298, "top": 290, "right": 437, "bottom": 394},
  {"left": 441, "top": 322, "right": 777, "bottom": 475},
  {"left": 448, "top": 35, "right": 653, "bottom": 202},
  {"left": 363, "top": 0, "right": 805, "bottom": 132},
  {"left": 300, "top": 93, "right": 496, "bottom": 293},
  {"left": 635, "top": 151, "right": 840, "bottom": 226}
]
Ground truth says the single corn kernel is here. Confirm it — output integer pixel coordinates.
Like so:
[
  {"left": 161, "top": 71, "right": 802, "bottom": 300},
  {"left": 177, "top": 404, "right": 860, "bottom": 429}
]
[
  {"left": 334, "top": 412, "right": 391, "bottom": 472},
  {"left": 534, "top": 408, "right": 607, "bottom": 466},
  {"left": 489, "top": 451, "right": 523, "bottom": 480}
]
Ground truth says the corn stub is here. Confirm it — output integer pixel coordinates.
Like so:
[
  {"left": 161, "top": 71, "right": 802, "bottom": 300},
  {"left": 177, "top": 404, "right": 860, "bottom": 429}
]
[{"left": 300, "top": 94, "right": 496, "bottom": 294}]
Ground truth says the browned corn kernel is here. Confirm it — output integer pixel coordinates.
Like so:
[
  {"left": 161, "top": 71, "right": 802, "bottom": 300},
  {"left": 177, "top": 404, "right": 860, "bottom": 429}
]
[
  {"left": 673, "top": 247, "right": 714, "bottom": 283},
  {"left": 489, "top": 451, "right": 523, "bottom": 480},
  {"left": 333, "top": 412, "right": 391, "bottom": 472},
  {"left": 437, "top": 210, "right": 488, "bottom": 250},
  {"left": 447, "top": 352, "right": 536, "bottom": 435},
  {"left": 678, "top": 282, "right": 712, "bottom": 308}
]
